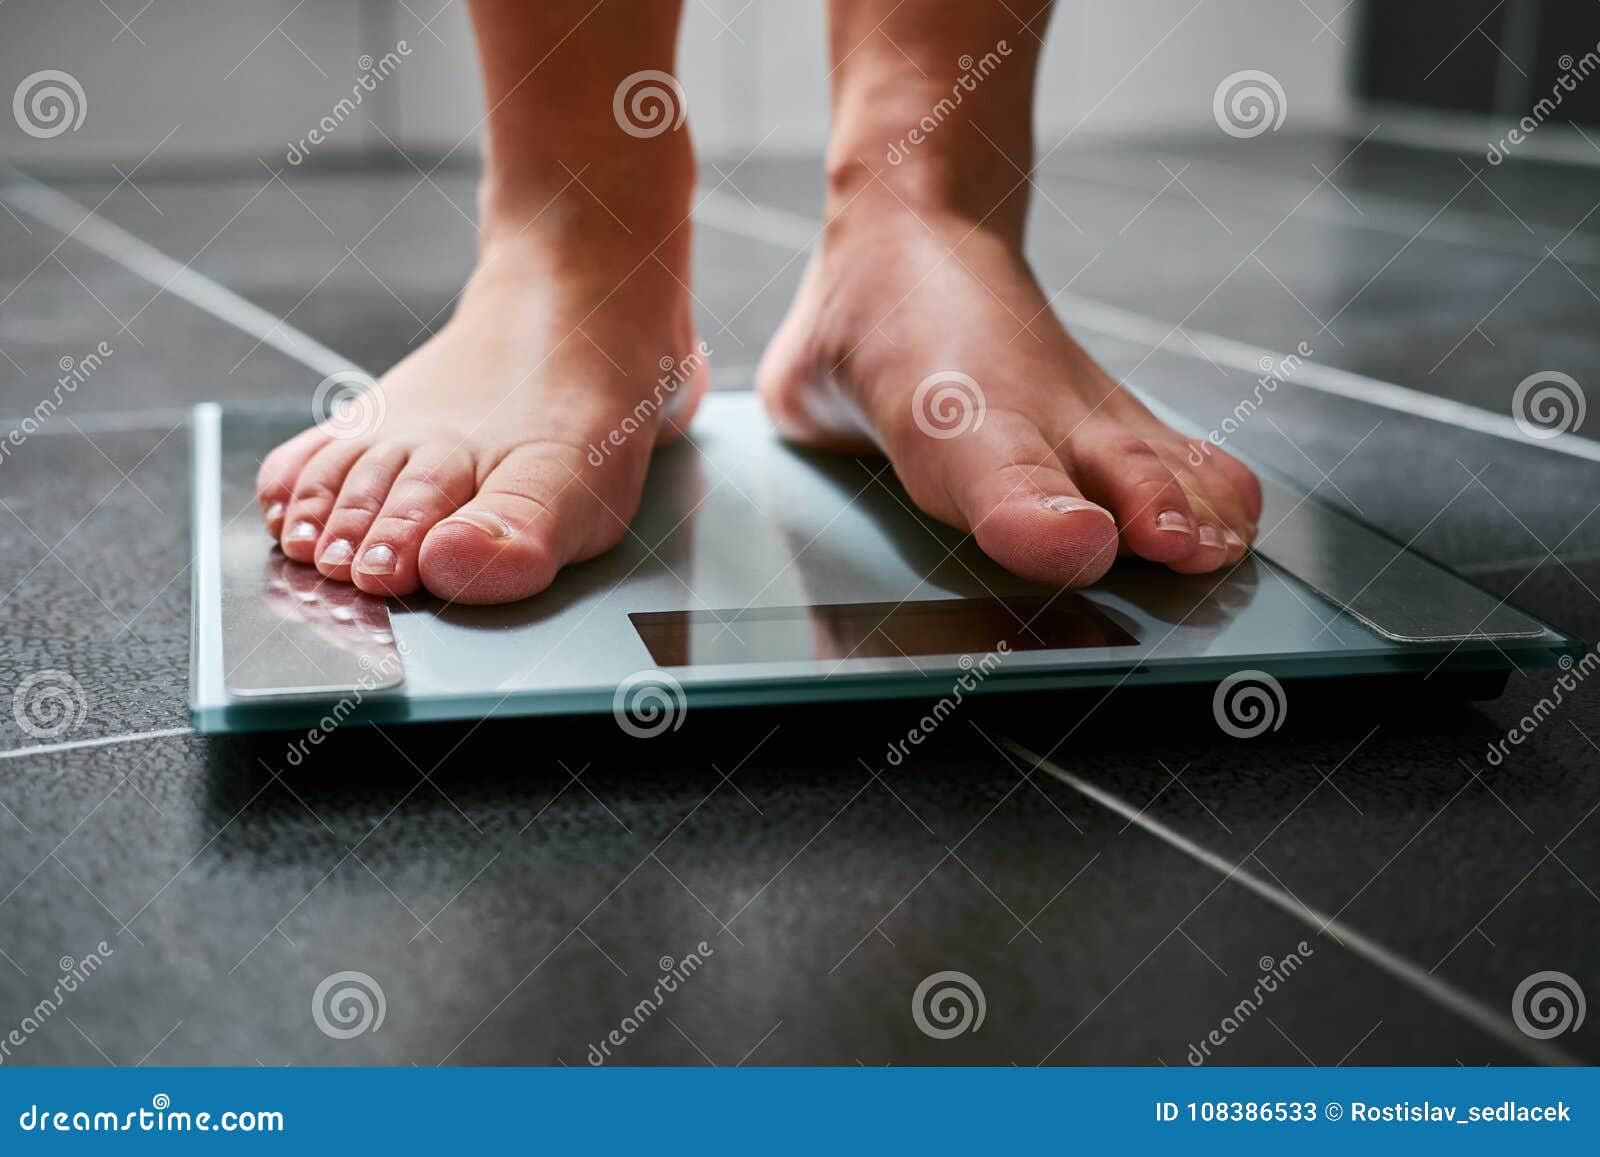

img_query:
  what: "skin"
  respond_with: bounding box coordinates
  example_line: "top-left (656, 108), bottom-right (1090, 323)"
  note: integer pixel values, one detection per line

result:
top-left (256, 0), bottom-right (1260, 605)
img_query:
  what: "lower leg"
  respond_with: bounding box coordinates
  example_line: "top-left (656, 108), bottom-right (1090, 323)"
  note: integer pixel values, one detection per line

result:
top-left (759, 0), bottom-right (1261, 583)
top-left (256, 0), bottom-right (704, 604)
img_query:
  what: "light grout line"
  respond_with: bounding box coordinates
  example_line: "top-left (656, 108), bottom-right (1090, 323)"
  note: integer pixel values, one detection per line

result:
top-left (0, 726), bottom-right (192, 765)
top-left (689, 188), bottom-right (1600, 465)
top-left (999, 737), bottom-right (1580, 1067)
top-left (0, 169), bottom-right (356, 380)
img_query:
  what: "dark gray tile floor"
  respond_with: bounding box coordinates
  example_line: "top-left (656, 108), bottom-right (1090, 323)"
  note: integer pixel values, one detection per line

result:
top-left (1, 130), bottom-right (1597, 1066)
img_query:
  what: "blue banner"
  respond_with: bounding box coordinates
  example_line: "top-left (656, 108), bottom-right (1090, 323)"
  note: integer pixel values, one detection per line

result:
top-left (1, 1067), bottom-right (1594, 1153)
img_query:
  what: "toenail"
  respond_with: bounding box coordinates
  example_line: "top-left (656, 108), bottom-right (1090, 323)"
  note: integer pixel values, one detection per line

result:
top-left (1223, 527), bottom-right (1246, 549)
top-left (320, 538), bottom-right (355, 565)
top-left (439, 510), bottom-right (513, 539)
top-left (1155, 509), bottom-right (1194, 534)
top-left (1197, 524), bottom-right (1225, 549)
top-left (286, 520), bottom-right (318, 542)
top-left (1041, 495), bottom-right (1115, 522)
top-left (264, 501), bottom-right (285, 531)
top-left (355, 544), bottom-right (396, 575)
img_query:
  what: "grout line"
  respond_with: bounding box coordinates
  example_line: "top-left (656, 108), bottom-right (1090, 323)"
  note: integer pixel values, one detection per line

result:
top-left (0, 171), bottom-right (356, 380)
top-left (0, 726), bottom-right (192, 765)
top-left (690, 189), bottom-right (1600, 466)
top-left (1000, 737), bottom-right (1580, 1066)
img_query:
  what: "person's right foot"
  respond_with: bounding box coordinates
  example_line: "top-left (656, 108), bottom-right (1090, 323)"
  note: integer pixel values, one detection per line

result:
top-left (256, 215), bottom-right (704, 606)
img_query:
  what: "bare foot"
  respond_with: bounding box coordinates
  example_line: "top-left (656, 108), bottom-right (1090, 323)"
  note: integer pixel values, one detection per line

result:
top-left (256, 222), bottom-right (704, 605)
top-left (758, 184), bottom-right (1261, 587)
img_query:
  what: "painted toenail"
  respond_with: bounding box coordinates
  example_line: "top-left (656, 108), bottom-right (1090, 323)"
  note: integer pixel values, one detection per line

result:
top-left (264, 501), bottom-right (285, 531)
top-left (320, 538), bottom-right (355, 565)
top-left (1223, 527), bottom-right (1246, 549)
top-left (1197, 524), bottom-right (1225, 549)
top-left (1041, 495), bottom-right (1115, 522)
top-left (286, 520), bottom-right (318, 542)
top-left (1155, 509), bottom-right (1193, 534)
top-left (439, 510), bottom-right (513, 539)
top-left (355, 544), bottom-right (397, 575)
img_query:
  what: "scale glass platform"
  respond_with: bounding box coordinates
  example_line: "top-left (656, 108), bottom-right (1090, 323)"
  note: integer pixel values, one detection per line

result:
top-left (189, 392), bottom-right (1581, 733)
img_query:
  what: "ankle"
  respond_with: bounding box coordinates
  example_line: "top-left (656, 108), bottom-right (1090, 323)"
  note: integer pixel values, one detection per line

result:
top-left (476, 128), bottom-right (697, 256)
top-left (823, 128), bottom-right (1029, 247)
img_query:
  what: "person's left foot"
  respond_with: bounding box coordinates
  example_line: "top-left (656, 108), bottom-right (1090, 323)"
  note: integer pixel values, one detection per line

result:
top-left (757, 183), bottom-right (1262, 586)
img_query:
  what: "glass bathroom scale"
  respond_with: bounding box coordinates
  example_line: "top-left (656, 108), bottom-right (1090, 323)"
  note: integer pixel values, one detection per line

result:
top-left (189, 392), bottom-right (1581, 733)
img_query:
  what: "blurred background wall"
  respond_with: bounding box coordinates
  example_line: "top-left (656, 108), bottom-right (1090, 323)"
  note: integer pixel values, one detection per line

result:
top-left (0, 0), bottom-right (1357, 167)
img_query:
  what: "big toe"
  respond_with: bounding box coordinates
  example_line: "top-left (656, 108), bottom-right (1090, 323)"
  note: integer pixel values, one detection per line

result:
top-left (898, 411), bottom-right (1120, 586)
top-left (418, 441), bottom-right (642, 605)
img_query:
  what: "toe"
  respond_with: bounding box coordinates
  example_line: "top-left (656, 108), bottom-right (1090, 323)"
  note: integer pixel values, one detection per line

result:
top-left (256, 426), bottom-right (330, 539)
top-left (1067, 420), bottom-right (1199, 563)
top-left (350, 446), bottom-right (476, 597)
top-left (314, 444), bottom-right (410, 580)
top-left (1197, 441), bottom-right (1264, 524)
top-left (895, 409), bottom-right (1120, 586)
top-left (1163, 471), bottom-right (1246, 575)
top-left (279, 440), bottom-right (367, 562)
top-left (418, 442), bottom-right (637, 605)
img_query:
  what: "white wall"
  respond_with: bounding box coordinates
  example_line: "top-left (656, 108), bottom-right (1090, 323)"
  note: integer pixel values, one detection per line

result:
top-left (0, 0), bottom-right (1353, 166)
